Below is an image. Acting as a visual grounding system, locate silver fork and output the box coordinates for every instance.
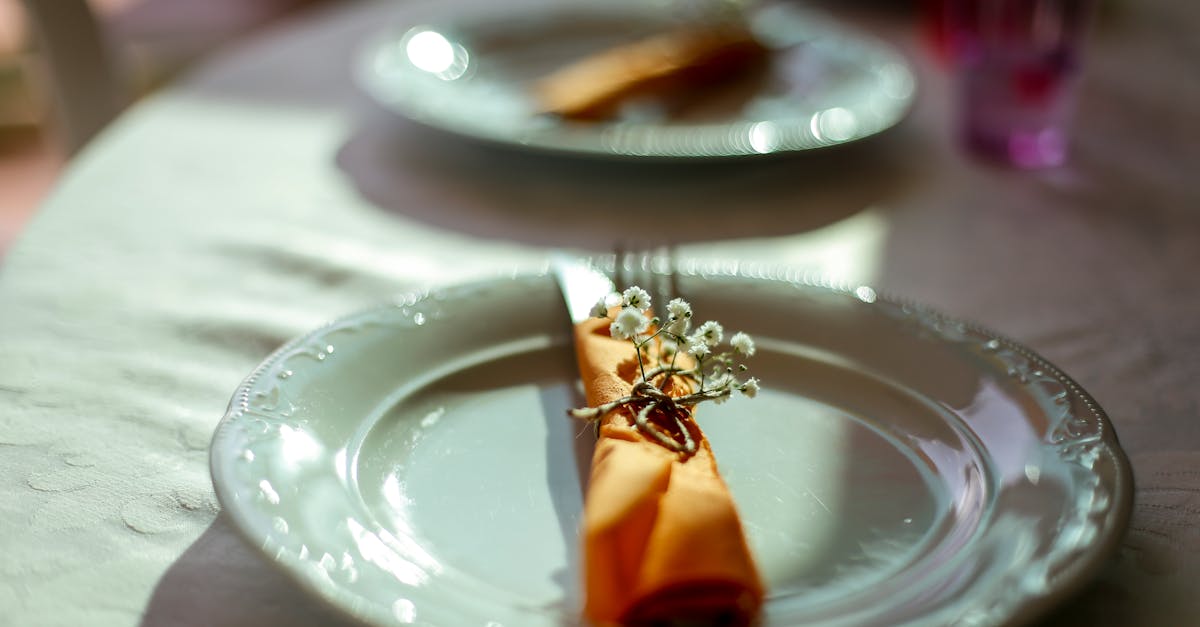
[555,246,697,455]
[614,244,680,317]
[615,245,700,457]
[550,252,615,326]
[551,246,681,325]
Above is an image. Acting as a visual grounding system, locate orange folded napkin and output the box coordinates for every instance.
[535,24,769,120]
[573,315,764,626]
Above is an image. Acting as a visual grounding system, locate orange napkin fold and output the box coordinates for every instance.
[535,25,769,120]
[573,315,764,626]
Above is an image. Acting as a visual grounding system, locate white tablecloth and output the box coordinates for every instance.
[1,0,1198,625]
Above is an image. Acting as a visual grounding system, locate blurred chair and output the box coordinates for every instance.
[17,0,329,154]
[18,0,122,154]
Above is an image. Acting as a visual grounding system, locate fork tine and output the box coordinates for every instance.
[658,244,679,311]
[649,246,669,315]
[614,243,629,291]
[611,244,680,317]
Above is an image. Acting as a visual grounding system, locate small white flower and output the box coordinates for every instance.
[610,307,650,340]
[665,316,690,336]
[664,298,692,335]
[694,321,724,347]
[622,286,652,312]
[730,332,756,357]
[687,336,711,358]
[739,377,760,398]
[666,298,692,321]
[589,297,609,318]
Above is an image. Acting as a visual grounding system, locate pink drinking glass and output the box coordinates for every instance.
[946,0,1095,168]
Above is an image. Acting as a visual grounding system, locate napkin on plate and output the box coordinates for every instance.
[535,24,769,121]
[573,315,764,625]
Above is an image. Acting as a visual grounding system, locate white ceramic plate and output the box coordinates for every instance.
[355,1,915,159]
[210,268,1132,626]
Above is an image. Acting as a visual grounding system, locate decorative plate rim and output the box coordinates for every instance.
[210,262,1133,627]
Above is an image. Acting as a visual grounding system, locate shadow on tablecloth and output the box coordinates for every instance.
[334,108,930,251]
[141,514,357,627]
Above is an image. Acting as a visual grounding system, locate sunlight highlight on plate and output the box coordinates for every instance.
[402,28,469,80]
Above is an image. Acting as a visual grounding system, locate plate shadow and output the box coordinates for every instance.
[334,108,926,250]
[140,514,359,627]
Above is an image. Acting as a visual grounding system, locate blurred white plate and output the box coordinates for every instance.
[210,268,1131,626]
[355,2,915,159]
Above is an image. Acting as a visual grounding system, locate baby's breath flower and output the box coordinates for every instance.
[622,286,652,312]
[730,332,756,357]
[570,284,759,456]
[666,298,692,321]
[739,377,760,398]
[694,321,724,347]
[590,297,610,318]
[610,307,650,340]
[665,317,690,336]
[710,373,733,390]
[664,297,692,336]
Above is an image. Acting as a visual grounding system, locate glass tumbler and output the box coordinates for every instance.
[947,0,1095,168]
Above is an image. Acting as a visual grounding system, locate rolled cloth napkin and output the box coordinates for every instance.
[573,315,764,625]
[534,25,769,120]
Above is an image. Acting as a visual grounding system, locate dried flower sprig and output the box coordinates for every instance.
[569,286,760,457]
